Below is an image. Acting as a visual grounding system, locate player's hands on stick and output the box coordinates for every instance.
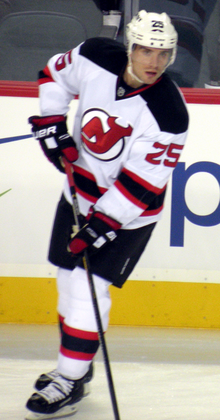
[68,209,121,256]
[28,115,78,172]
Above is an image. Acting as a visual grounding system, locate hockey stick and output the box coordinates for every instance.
[63,157,121,420]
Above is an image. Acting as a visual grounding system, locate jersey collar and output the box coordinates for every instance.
[116,71,162,100]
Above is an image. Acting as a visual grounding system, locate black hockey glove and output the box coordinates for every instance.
[28,115,78,172]
[68,210,122,256]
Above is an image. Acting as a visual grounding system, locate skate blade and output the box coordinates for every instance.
[25,405,77,420]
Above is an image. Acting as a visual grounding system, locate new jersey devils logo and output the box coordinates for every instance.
[81,109,133,161]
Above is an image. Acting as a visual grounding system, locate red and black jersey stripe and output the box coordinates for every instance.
[73,165,107,204]
[115,167,167,214]
[38,67,55,85]
[73,165,166,216]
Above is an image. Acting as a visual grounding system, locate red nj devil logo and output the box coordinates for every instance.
[81,110,133,160]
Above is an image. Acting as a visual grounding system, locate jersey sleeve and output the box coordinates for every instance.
[94,127,188,228]
[38,45,83,116]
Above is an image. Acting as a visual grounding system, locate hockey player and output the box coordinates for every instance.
[26,10,189,419]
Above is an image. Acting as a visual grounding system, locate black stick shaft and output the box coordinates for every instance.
[63,158,121,420]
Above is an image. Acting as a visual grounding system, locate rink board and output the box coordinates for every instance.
[1,276,220,328]
[0,82,220,327]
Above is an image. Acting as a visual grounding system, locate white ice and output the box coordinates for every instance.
[1,324,220,420]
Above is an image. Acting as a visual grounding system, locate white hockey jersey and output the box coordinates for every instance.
[38,37,189,230]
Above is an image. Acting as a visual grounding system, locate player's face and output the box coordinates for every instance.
[129,45,172,87]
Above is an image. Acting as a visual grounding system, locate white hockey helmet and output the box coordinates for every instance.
[126,10,178,67]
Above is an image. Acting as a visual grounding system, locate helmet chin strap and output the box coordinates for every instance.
[127,56,145,84]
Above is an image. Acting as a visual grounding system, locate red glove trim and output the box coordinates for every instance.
[68,238,88,255]
[29,115,66,127]
[63,146,79,162]
[94,212,121,230]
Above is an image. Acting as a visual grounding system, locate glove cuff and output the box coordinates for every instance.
[29,115,67,140]
[29,115,66,126]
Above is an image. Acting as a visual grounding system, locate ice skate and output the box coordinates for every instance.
[34,362,94,394]
[34,369,60,391]
[25,374,85,420]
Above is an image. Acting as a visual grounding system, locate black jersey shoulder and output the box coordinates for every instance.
[79,37,127,76]
[142,74,189,134]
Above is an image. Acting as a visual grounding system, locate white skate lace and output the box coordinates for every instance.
[37,375,75,403]
[46,369,59,380]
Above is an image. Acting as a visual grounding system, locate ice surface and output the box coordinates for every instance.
[1,325,220,420]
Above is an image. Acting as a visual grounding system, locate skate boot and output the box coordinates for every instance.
[35,362,94,391]
[34,369,59,391]
[25,374,84,420]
